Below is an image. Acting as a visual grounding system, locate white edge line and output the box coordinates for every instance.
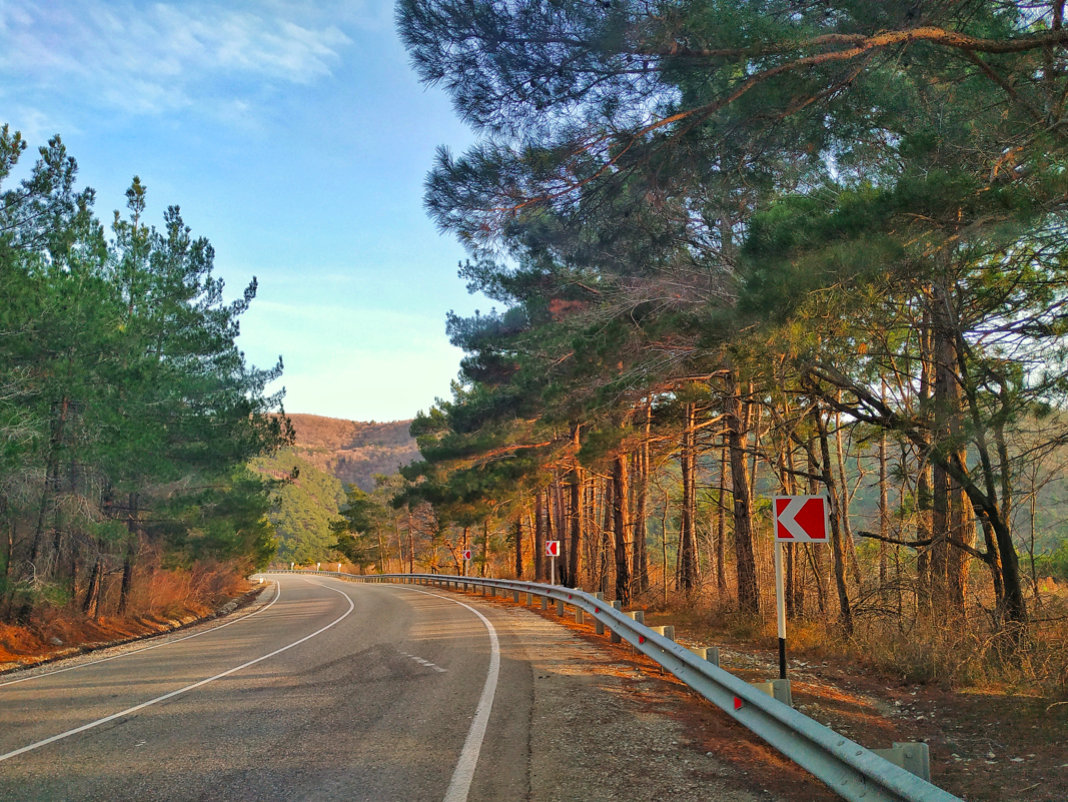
[0,580,353,763]
[0,581,283,690]
[385,584,501,802]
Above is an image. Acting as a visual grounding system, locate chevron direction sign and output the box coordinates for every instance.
[773,495,830,542]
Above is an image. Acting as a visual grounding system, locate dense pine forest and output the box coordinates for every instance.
[0,129,290,625]
[326,2,1068,689]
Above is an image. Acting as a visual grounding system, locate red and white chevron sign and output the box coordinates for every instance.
[545,540,560,557]
[773,495,829,542]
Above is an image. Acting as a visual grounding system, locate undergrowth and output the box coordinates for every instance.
[635,583,1068,700]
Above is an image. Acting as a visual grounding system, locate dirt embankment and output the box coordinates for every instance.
[0,581,266,675]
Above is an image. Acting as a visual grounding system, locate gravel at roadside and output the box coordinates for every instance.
[479,598,772,802]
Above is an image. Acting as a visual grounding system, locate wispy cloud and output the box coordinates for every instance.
[0,1,365,116]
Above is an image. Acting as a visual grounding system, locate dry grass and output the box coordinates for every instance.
[0,556,250,667]
[632,580,1068,700]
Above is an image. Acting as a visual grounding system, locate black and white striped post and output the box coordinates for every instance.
[771,494,831,680]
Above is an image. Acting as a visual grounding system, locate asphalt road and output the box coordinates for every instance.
[0,575,531,802]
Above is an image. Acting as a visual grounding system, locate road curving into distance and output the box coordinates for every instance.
[0,575,530,802]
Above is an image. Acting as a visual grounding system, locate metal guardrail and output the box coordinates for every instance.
[267,570,963,802]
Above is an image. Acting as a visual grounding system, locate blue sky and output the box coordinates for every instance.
[1,0,484,422]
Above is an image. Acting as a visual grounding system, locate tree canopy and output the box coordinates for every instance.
[1,128,291,622]
[389,1,1068,633]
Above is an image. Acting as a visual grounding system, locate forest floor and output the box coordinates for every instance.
[0,578,261,674]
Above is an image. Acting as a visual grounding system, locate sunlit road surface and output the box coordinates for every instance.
[0,575,530,802]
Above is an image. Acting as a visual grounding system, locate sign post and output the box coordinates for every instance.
[772,495,830,680]
[545,540,560,584]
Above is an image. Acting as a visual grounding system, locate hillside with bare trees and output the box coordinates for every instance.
[284,414,420,491]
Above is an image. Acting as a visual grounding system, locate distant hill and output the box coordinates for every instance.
[281,413,421,491]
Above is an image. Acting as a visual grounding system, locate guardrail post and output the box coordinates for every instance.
[610,601,622,643]
[526,592,533,606]
[541,594,548,610]
[651,625,674,641]
[513,589,520,602]
[593,593,605,635]
[872,743,931,782]
[751,679,793,707]
[491,585,497,597]
[556,597,565,616]
[687,646,720,667]
[575,605,583,624]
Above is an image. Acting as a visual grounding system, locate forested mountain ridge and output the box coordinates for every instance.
[282,414,420,491]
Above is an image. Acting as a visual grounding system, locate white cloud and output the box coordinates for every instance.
[0,1,361,115]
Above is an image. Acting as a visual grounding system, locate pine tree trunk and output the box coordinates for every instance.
[599,479,612,595]
[878,395,889,593]
[678,403,698,592]
[569,469,583,590]
[716,440,728,596]
[632,408,650,594]
[482,521,489,577]
[554,479,568,585]
[83,554,102,617]
[725,372,759,613]
[613,453,631,604]
[514,518,524,579]
[816,410,853,635]
[534,491,546,581]
[833,407,862,586]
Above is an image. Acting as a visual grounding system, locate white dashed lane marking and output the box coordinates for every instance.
[400,651,448,673]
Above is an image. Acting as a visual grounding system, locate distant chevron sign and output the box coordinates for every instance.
[773,495,830,542]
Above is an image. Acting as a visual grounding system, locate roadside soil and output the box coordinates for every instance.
[0,579,265,675]
[450,586,1068,802]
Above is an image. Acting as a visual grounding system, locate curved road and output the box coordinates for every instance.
[0,575,531,802]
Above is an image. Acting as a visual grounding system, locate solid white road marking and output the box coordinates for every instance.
[0,581,283,690]
[388,585,501,802]
[0,580,353,763]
